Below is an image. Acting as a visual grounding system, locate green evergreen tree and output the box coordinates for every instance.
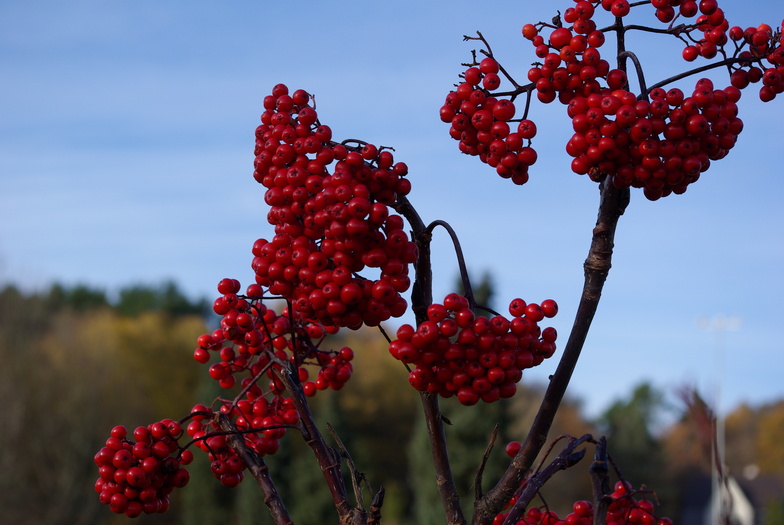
[286,391,354,523]
[116,280,208,317]
[48,282,109,311]
[596,382,668,489]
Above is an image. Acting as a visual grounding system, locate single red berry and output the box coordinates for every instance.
[611,0,630,17]
[541,299,558,318]
[525,303,544,322]
[479,57,500,75]
[549,27,573,49]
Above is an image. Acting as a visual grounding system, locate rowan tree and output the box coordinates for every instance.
[93,1,783,523]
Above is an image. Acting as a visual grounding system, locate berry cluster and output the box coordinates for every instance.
[523,9,748,198]
[439,57,537,185]
[199,278,354,393]
[253,83,417,328]
[97,82,418,512]
[389,293,558,405]
[94,423,191,517]
[525,16,618,107]
[566,78,744,199]
[184,408,251,487]
[675,0,730,55]
[443,0,781,198]
[493,482,672,525]
[189,279,356,460]
[726,24,784,102]
[652,1,784,103]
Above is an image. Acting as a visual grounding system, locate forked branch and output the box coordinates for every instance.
[473,180,629,524]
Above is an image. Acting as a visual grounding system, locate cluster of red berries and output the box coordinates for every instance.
[188,278,356,462]
[199,277,355,394]
[389,293,558,405]
[671,1,784,102]
[675,0,730,58]
[184,397,301,486]
[493,482,672,525]
[184,408,251,487]
[439,57,537,185]
[525,19,617,107]
[566,78,744,199]
[444,0,781,198]
[94,422,191,517]
[523,8,745,198]
[726,25,784,102]
[253,83,416,329]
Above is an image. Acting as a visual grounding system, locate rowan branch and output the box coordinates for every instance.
[272,359,359,523]
[590,436,612,525]
[217,413,293,525]
[501,434,591,525]
[395,194,467,525]
[473,180,629,524]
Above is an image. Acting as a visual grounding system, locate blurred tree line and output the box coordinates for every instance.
[0,279,781,524]
[0,280,208,525]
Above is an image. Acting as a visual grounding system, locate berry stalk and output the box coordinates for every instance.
[216,413,293,525]
[395,194,467,525]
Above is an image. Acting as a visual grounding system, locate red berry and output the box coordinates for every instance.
[479,57,500,74]
[541,299,558,318]
[611,0,630,17]
[549,28,573,49]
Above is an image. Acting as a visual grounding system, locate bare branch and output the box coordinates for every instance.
[501,435,592,525]
[590,436,611,525]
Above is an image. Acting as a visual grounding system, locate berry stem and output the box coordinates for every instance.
[272,358,363,523]
[216,413,293,525]
[646,56,746,92]
[474,425,500,500]
[618,51,649,100]
[425,219,475,307]
[395,194,467,525]
[473,31,523,91]
[326,422,369,513]
[229,358,275,411]
[393,194,431,321]
[473,180,629,524]
[420,391,467,525]
[620,22,693,37]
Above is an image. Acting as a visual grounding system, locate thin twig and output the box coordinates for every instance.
[425,219,474,306]
[646,57,748,92]
[501,435,592,525]
[327,422,367,512]
[475,425,500,500]
[618,51,648,100]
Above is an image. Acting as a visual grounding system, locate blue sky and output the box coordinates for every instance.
[1,1,782,419]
